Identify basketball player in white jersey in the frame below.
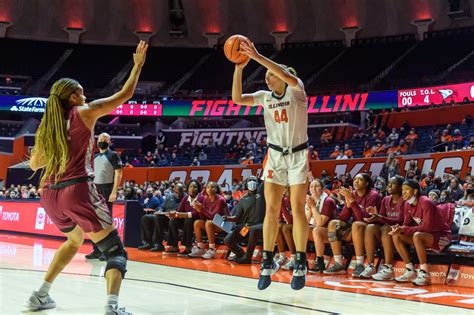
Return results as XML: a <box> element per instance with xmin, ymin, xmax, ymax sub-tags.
<box><xmin>232</xmin><ymin>38</ymin><xmax>309</xmax><ymax>290</ymax></box>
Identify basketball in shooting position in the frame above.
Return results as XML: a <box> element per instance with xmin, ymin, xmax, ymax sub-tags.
<box><xmin>224</xmin><ymin>35</ymin><xmax>250</xmax><ymax>64</ymax></box>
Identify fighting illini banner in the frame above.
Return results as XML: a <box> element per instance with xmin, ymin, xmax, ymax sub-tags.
<box><xmin>0</xmin><ymin>201</ymin><xmax>125</xmax><ymax>240</ymax></box>
<box><xmin>122</xmin><ymin>150</ymin><xmax>474</xmax><ymax>184</ymax></box>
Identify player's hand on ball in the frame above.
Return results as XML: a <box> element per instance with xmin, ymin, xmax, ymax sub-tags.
<box><xmin>240</xmin><ymin>39</ymin><xmax>260</xmax><ymax>60</ymax></box>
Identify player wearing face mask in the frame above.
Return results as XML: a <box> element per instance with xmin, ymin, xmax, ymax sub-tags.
<box><xmin>223</xmin><ymin>177</ymin><xmax>265</xmax><ymax>264</ymax></box>
<box><xmin>86</xmin><ymin>132</ymin><xmax>123</xmax><ymax>260</ymax></box>
<box><xmin>390</xmin><ymin>180</ymin><xmax>452</xmax><ymax>286</ymax></box>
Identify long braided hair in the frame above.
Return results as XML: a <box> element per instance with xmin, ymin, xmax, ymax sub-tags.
<box><xmin>33</xmin><ymin>78</ymin><xmax>81</xmax><ymax>186</ymax></box>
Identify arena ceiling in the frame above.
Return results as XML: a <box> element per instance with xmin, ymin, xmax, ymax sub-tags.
<box><xmin>1</xmin><ymin>0</ymin><xmax>474</xmax><ymax>47</ymax></box>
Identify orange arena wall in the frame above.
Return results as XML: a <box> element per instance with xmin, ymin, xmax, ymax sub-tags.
<box><xmin>121</xmin><ymin>150</ymin><xmax>474</xmax><ymax>184</ymax></box>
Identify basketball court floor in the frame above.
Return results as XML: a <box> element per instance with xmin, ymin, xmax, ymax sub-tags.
<box><xmin>0</xmin><ymin>233</ymin><xmax>472</xmax><ymax>315</ymax></box>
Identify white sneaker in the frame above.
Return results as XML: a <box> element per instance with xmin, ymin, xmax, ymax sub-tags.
<box><xmin>188</xmin><ymin>245</ymin><xmax>206</xmax><ymax>258</ymax></box>
<box><xmin>359</xmin><ymin>264</ymin><xmax>377</xmax><ymax>279</ymax></box>
<box><xmin>282</xmin><ymin>257</ymin><xmax>296</xmax><ymax>271</ymax></box>
<box><xmin>412</xmin><ymin>270</ymin><xmax>431</xmax><ymax>286</ymax></box>
<box><xmin>274</xmin><ymin>254</ymin><xmax>287</xmax><ymax>266</ymax></box>
<box><xmin>372</xmin><ymin>264</ymin><xmax>395</xmax><ymax>281</ymax></box>
<box><xmin>395</xmin><ymin>268</ymin><xmax>416</xmax><ymax>283</ymax></box>
<box><xmin>202</xmin><ymin>248</ymin><xmax>216</xmax><ymax>259</ymax></box>
<box><xmin>104</xmin><ymin>304</ymin><xmax>132</xmax><ymax>315</ymax></box>
<box><xmin>27</xmin><ymin>291</ymin><xmax>56</xmax><ymax>311</ymax></box>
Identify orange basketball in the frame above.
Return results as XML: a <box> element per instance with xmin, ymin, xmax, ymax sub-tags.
<box><xmin>224</xmin><ymin>35</ymin><xmax>250</xmax><ymax>64</ymax></box>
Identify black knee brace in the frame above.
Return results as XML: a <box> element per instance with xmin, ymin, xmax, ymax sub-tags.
<box><xmin>96</xmin><ymin>229</ymin><xmax>128</xmax><ymax>278</ymax></box>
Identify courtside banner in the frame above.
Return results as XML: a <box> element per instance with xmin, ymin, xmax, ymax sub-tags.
<box><xmin>122</xmin><ymin>150</ymin><xmax>474</xmax><ymax>184</ymax></box>
<box><xmin>0</xmin><ymin>91</ymin><xmax>397</xmax><ymax>116</ymax></box>
<box><xmin>0</xmin><ymin>201</ymin><xmax>125</xmax><ymax>239</ymax></box>
<box><xmin>398</xmin><ymin>81</ymin><xmax>474</xmax><ymax>108</ymax></box>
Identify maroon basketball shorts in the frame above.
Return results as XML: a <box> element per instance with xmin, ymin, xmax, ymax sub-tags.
<box><xmin>40</xmin><ymin>180</ymin><xmax>113</xmax><ymax>233</ymax></box>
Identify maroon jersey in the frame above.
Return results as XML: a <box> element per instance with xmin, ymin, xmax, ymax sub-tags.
<box><xmin>378</xmin><ymin>195</ymin><xmax>405</xmax><ymax>225</ymax></box>
<box><xmin>45</xmin><ymin>107</ymin><xmax>94</xmax><ymax>185</ymax></box>
<box><xmin>199</xmin><ymin>194</ymin><xmax>229</xmax><ymax>220</ymax></box>
<box><xmin>338</xmin><ymin>189</ymin><xmax>381</xmax><ymax>222</ymax></box>
<box><xmin>178</xmin><ymin>193</ymin><xmax>205</xmax><ymax>219</ymax></box>
<box><xmin>401</xmin><ymin>195</ymin><xmax>451</xmax><ymax>235</ymax></box>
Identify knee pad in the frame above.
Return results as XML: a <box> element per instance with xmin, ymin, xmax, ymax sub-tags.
<box><xmin>96</xmin><ymin>229</ymin><xmax>127</xmax><ymax>278</ymax></box>
<box><xmin>328</xmin><ymin>231</ymin><xmax>340</xmax><ymax>242</ymax></box>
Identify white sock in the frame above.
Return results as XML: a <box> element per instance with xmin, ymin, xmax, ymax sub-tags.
<box><xmin>356</xmin><ymin>256</ymin><xmax>364</xmax><ymax>265</ymax></box>
<box><xmin>38</xmin><ymin>281</ymin><xmax>52</xmax><ymax>297</ymax></box>
<box><xmin>107</xmin><ymin>294</ymin><xmax>118</xmax><ymax>306</ymax></box>
<box><xmin>334</xmin><ymin>255</ymin><xmax>343</xmax><ymax>265</ymax></box>
<box><xmin>197</xmin><ymin>242</ymin><xmax>204</xmax><ymax>249</ymax></box>
<box><xmin>406</xmin><ymin>263</ymin><xmax>414</xmax><ymax>270</ymax></box>
<box><xmin>209</xmin><ymin>243</ymin><xmax>215</xmax><ymax>249</ymax></box>
<box><xmin>420</xmin><ymin>264</ymin><xmax>429</xmax><ymax>272</ymax></box>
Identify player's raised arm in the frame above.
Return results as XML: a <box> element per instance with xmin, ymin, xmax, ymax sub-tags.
<box><xmin>79</xmin><ymin>41</ymin><xmax>148</xmax><ymax>126</ymax></box>
<box><xmin>231</xmin><ymin>58</ymin><xmax>260</xmax><ymax>106</ymax></box>
<box><xmin>240</xmin><ymin>39</ymin><xmax>299</xmax><ymax>87</ymax></box>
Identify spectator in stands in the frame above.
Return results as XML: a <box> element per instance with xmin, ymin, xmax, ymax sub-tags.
<box><xmin>156</xmin><ymin>131</ymin><xmax>165</xmax><ymax>150</ymax></box>
<box><xmin>169</xmin><ymin>153</ymin><xmax>179</xmax><ymax>166</ymax></box>
<box><xmin>330</xmin><ymin>146</ymin><xmax>341</xmax><ymax>159</ymax></box>
<box><xmin>190</xmin><ymin>156</ymin><xmax>200</xmax><ymax>166</ymax></box>
<box><xmin>0</xmin><ymin>191</ymin><xmax>4</xmax><ymax>200</ymax></box>
<box><xmin>138</xmin><ymin>183</ymin><xmax>185</xmax><ymax>252</ymax></box>
<box><xmin>241</xmin><ymin>152</ymin><xmax>255</xmax><ymax>165</ymax></box>
<box><xmin>307</xmin><ymin>179</ymin><xmax>336</xmax><ymax>273</ymax></box>
<box><xmin>372</xmin><ymin>140</ymin><xmax>385</xmax><ymax>156</ymax></box>
<box><xmin>441</xmin><ymin>129</ymin><xmax>453</xmax><ymax>144</ymax></box>
<box><xmin>343</xmin><ymin>144</ymin><xmax>353</xmax><ymax>158</ymax></box>
<box><xmin>198</xmin><ymin>150</ymin><xmax>207</xmax><ymax>161</ymax></box>
<box><xmin>309</xmin><ymin>145</ymin><xmax>319</xmax><ymax>160</ymax></box>
<box><xmin>374</xmin><ymin>178</ymin><xmax>387</xmax><ymax>197</ymax></box>
<box><xmin>158</xmin><ymin>154</ymin><xmax>169</xmax><ymax>166</ymax></box>
<box><xmin>352</xmin><ymin>128</ymin><xmax>368</xmax><ymax>140</ymax></box>
<box><xmin>447</xmin><ymin>178</ymin><xmax>464</xmax><ymax>201</ymax></box>
<box><xmin>405</xmin><ymin>128</ymin><xmax>418</xmax><ymax>153</ymax></box>
<box><xmin>428</xmin><ymin>190</ymin><xmax>439</xmax><ymax>204</ymax></box>
<box><xmin>224</xmin><ymin>190</ymin><xmax>237</xmax><ymax>214</ymax></box>
<box><xmin>153</xmin><ymin>190</ymin><xmax>164</xmax><ymax>208</ymax></box>
<box><xmin>336</xmin><ymin>151</ymin><xmax>348</xmax><ymax>160</ymax></box>
<box><xmin>360</xmin><ymin>175</ymin><xmax>405</xmax><ymax>280</ymax></box>
<box><xmin>452</xmin><ymin>129</ymin><xmax>463</xmax><ymax>148</ymax></box>
<box><xmin>405</xmin><ymin>160</ymin><xmax>420</xmax><ymax>178</ymax></box>
<box><xmin>188</xmin><ymin>182</ymin><xmax>229</xmax><ymax>259</ymax></box>
<box><xmin>143</xmin><ymin>151</ymin><xmax>154</xmax><ymax>165</ymax></box>
<box><xmin>363</xmin><ymin>141</ymin><xmax>374</xmax><ymax>158</ymax></box>
<box><xmin>320</xmin><ymin>129</ymin><xmax>332</xmax><ymax>147</ymax></box>
<box><xmin>391</xmin><ymin>180</ymin><xmax>452</xmax><ymax>286</ymax></box>
<box><xmin>375</xmin><ymin>128</ymin><xmax>386</xmax><ymax>141</ymax></box>
<box><xmin>387</xmin><ymin>128</ymin><xmax>399</xmax><ymax>147</ymax></box>
<box><xmin>439</xmin><ymin>190</ymin><xmax>451</xmax><ymax>204</ymax></box>
<box><xmin>381</xmin><ymin>153</ymin><xmax>399</xmax><ymax>181</ymax></box>
<box><xmin>165</xmin><ymin>180</ymin><xmax>204</xmax><ymax>255</ymax></box>
<box><xmin>224</xmin><ymin>177</ymin><xmax>264</xmax><ymax>264</ymax></box>
<box><xmin>324</xmin><ymin>174</ymin><xmax>381</xmax><ymax>275</ymax></box>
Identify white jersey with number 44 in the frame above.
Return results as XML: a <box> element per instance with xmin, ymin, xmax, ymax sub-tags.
<box><xmin>252</xmin><ymin>78</ymin><xmax>308</xmax><ymax>148</ymax></box>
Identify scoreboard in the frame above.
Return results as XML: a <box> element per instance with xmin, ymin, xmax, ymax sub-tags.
<box><xmin>398</xmin><ymin>82</ymin><xmax>474</xmax><ymax>108</ymax></box>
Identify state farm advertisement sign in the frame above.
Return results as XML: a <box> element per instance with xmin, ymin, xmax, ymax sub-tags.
<box><xmin>0</xmin><ymin>201</ymin><xmax>124</xmax><ymax>239</ymax></box>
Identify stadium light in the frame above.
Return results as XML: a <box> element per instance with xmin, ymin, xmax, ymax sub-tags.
<box><xmin>340</xmin><ymin>26</ymin><xmax>361</xmax><ymax>47</ymax></box>
<box><xmin>135</xmin><ymin>31</ymin><xmax>155</xmax><ymax>43</ymax></box>
<box><xmin>0</xmin><ymin>21</ymin><xmax>12</xmax><ymax>38</ymax></box>
<box><xmin>411</xmin><ymin>18</ymin><xmax>434</xmax><ymax>41</ymax></box>
<box><xmin>271</xmin><ymin>31</ymin><xmax>290</xmax><ymax>51</ymax></box>
<box><xmin>203</xmin><ymin>32</ymin><xmax>222</xmax><ymax>48</ymax></box>
<box><xmin>63</xmin><ymin>27</ymin><xmax>86</xmax><ymax>44</ymax></box>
